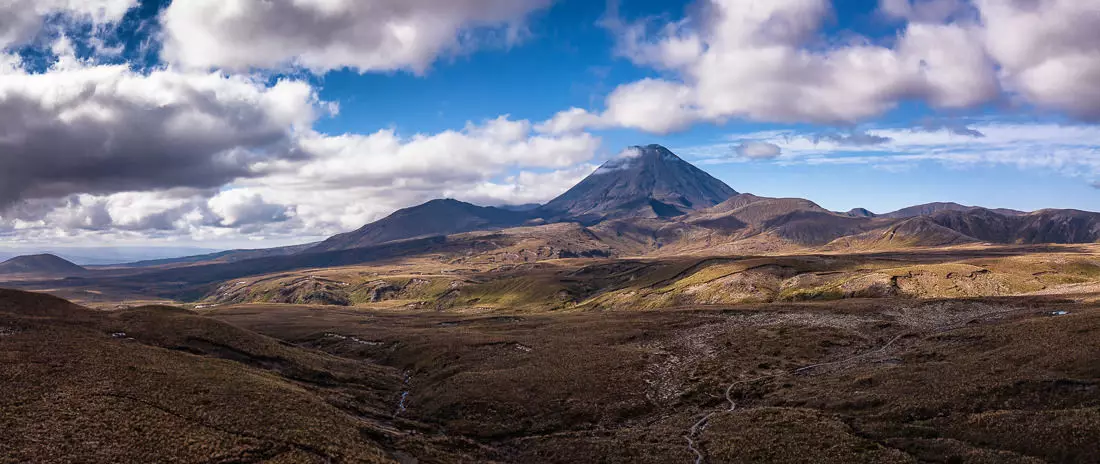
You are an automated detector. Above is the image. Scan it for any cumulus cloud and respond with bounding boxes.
[977,0,1100,121]
[1092,181,1100,190]
[212,116,600,234]
[0,112,601,243]
[2,190,211,236]
[540,0,1000,134]
[451,165,597,207]
[207,190,293,228]
[0,0,605,246]
[734,141,783,160]
[160,0,553,73]
[0,0,136,49]
[0,60,323,208]
[544,0,1100,133]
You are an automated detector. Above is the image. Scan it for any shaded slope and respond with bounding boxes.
[684,195,879,246]
[0,289,401,463]
[927,208,1019,243]
[882,202,979,219]
[538,144,737,223]
[113,242,317,269]
[927,208,1100,244]
[0,254,86,276]
[885,202,1026,219]
[1014,209,1100,244]
[844,208,877,218]
[824,216,980,250]
[310,199,529,253]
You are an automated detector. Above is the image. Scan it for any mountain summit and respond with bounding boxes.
[538,144,737,223]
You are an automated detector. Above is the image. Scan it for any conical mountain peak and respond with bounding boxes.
[539,145,738,224]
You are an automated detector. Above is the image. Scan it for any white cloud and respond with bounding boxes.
[238,116,600,233]
[734,141,783,160]
[545,0,1100,133]
[452,165,598,207]
[207,190,293,228]
[977,0,1100,120]
[0,58,324,207]
[684,122,1100,178]
[616,147,644,159]
[0,113,602,244]
[160,0,553,73]
[0,0,607,246]
[0,0,135,49]
[535,107,605,135]
[541,0,999,133]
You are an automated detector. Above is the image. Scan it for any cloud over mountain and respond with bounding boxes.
[0,1,596,245]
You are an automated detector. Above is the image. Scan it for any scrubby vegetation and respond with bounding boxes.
[194,246,1100,312]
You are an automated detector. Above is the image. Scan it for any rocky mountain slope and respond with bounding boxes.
[537,144,737,223]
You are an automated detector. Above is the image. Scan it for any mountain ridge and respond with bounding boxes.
[309,198,531,253]
[48,145,1099,276]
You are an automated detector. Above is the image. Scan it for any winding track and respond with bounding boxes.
[683,332,908,464]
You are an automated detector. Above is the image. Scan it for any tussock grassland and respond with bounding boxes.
[2,286,1098,462]
[200,246,1100,312]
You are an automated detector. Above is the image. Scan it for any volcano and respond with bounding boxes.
[538,144,737,223]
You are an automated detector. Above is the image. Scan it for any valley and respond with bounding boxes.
[2,145,1098,463]
[2,289,1096,463]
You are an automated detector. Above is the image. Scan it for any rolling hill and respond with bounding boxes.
[309,199,530,253]
[0,254,87,276]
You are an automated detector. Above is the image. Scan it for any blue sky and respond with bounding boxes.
[313,0,1098,213]
[0,0,1098,249]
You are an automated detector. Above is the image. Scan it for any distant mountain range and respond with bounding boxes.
[0,246,224,266]
[295,144,1098,256]
[4,144,1099,297]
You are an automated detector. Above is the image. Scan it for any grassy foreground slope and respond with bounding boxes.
[0,289,406,463]
[209,297,1099,463]
[1,288,1098,462]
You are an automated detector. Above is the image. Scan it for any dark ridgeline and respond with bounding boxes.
[0,254,86,276]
